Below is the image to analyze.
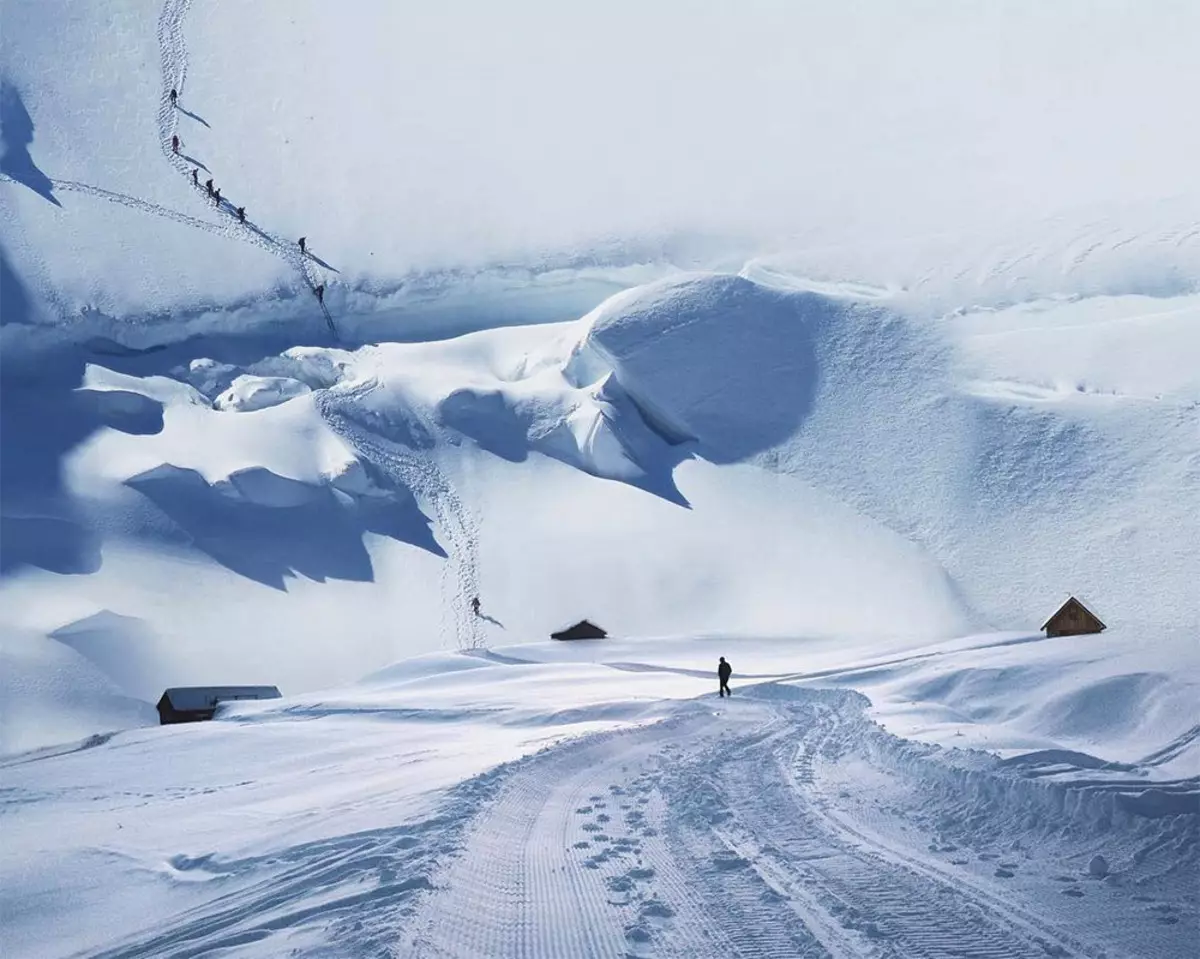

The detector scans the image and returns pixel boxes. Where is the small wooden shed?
[156,686,282,725]
[550,619,608,641]
[1041,597,1106,638]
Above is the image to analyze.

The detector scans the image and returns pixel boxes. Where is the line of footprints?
[571,773,676,948]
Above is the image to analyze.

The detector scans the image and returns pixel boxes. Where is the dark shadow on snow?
[477,613,505,629]
[125,463,444,591]
[180,153,211,173]
[305,251,341,274]
[176,105,211,128]
[0,243,34,327]
[0,82,61,206]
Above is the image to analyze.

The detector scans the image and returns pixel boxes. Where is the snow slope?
[2,2,1199,954]
[1,638,1195,958]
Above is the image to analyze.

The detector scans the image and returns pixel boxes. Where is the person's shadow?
[478,612,505,629]
[0,82,60,206]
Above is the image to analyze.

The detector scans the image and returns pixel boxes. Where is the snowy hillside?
[2,1,1198,956]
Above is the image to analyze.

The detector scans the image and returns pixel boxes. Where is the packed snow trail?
[398,687,1196,959]
[315,381,484,650]
[156,0,336,335]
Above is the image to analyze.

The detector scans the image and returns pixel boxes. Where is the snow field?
[4,643,1192,957]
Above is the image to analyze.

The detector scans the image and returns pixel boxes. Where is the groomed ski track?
[392,684,1195,959]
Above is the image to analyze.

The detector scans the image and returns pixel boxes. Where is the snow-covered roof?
[158,686,281,711]
[1040,596,1106,631]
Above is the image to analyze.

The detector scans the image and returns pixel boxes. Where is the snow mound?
[566,275,829,461]
[0,627,156,755]
[214,374,312,412]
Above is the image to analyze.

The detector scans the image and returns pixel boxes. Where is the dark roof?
[157,686,281,711]
[1040,596,1106,631]
[551,619,608,641]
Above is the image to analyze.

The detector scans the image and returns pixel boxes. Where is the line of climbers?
[168,88,327,308]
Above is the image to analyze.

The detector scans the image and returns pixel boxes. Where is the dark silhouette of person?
[191,168,198,186]
[213,187,221,206]
[236,206,245,223]
[471,596,481,616]
[171,134,179,154]
[205,177,213,196]
[298,236,306,254]
[169,88,177,106]
[314,283,325,303]
[718,657,732,697]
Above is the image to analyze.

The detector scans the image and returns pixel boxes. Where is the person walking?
[298,236,307,254]
[471,596,481,617]
[314,283,325,304]
[171,134,179,154]
[191,168,198,186]
[213,187,221,206]
[718,656,732,697]
[236,206,245,223]
[205,178,213,197]
[169,88,178,107]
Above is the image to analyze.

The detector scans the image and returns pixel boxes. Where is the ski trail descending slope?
[400,688,1196,959]
[315,381,483,650]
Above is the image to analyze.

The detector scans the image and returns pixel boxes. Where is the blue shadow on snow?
[0,82,61,206]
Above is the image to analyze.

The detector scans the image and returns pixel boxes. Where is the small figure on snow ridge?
[236,206,245,223]
[314,283,325,304]
[213,187,221,206]
[471,596,481,617]
[169,88,178,107]
[171,134,179,154]
[718,656,732,697]
[205,177,213,197]
[298,236,307,254]
[191,168,198,186]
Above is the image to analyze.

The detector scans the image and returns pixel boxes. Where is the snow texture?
[1,1,1198,955]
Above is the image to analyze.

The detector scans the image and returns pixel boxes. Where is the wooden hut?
[550,619,608,641]
[1041,597,1106,638]
[156,686,281,724]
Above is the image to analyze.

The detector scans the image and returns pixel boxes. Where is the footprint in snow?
[1062,888,1085,897]
[994,868,1016,878]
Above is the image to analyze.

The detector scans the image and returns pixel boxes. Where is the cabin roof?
[158,686,282,711]
[1040,596,1106,631]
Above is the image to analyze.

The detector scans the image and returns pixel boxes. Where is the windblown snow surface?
[2,2,1199,957]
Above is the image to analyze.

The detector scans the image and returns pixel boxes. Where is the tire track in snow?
[397,690,1148,959]
[398,715,744,958]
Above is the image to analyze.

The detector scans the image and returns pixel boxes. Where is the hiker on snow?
[718,657,732,698]
[213,187,221,206]
[171,134,179,154]
[191,168,198,186]
[298,237,307,254]
[236,206,245,223]
[314,283,325,304]
[205,177,213,196]
[471,597,481,617]
[169,88,177,106]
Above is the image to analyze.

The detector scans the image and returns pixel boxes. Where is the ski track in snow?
[391,690,1196,959]
[315,381,483,651]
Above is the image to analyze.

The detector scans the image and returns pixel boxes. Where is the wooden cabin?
[1041,597,1106,638]
[156,686,281,725]
[550,619,608,641]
